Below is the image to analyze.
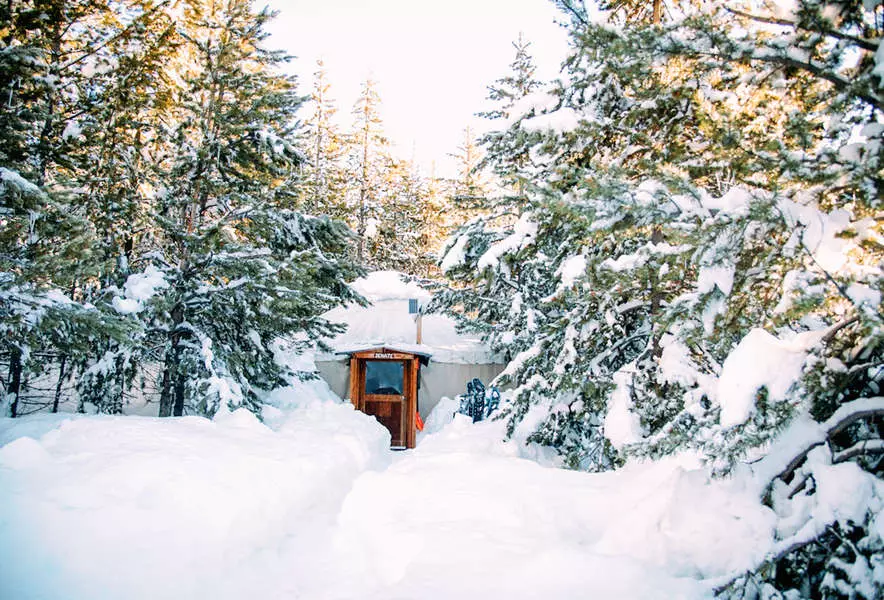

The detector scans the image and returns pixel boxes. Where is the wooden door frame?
[348,348,420,449]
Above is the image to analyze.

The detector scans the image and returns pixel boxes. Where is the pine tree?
[339,77,439,274]
[448,126,489,217]
[366,157,437,275]
[299,59,349,219]
[423,163,452,269]
[436,0,882,474]
[349,78,389,264]
[2,0,364,418]
[0,0,139,416]
[437,1,882,588]
[133,0,362,418]
[477,32,541,199]
[63,2,184,414]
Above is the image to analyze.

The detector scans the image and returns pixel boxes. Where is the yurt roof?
[318,271,500,365]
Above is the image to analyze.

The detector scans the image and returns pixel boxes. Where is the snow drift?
[1,394,783,600]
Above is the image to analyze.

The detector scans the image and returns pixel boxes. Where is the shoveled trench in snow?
[0,379,781,600]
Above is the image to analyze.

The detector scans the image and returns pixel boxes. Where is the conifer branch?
[552,0,590,27]
[766,397,884,493]
[59,0,174,74]
[723,6,878,53]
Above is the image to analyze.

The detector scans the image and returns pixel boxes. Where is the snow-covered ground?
[0,378,783,600]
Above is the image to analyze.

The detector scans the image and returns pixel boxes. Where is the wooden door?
[361,358,408,448]
[364,393,407,447]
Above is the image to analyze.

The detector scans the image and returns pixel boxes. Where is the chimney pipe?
[408,298,423,344]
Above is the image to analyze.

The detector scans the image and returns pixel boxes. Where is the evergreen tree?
[448,126,489,217]
[477,32,541,199]
[2,0,364,418]
[436,0,882,475]
[423,163,452,269]
[0,0,139,416]
[138,0,361,418]
[339,77,439,274]
[65,2,183,414]
[437,0,882,590]
[365,157,436,275]
[299,59,349,219]
[349,78,389,264]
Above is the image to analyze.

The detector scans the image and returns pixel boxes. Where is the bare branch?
[833,439,884,463]
[767,397,884,489]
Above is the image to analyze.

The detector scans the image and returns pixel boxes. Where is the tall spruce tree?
[131,0,362,417]
[477,33,541,199]
[349,78,388,264]
[0,0,140,416]
[437,0,882,472]
[446,126,490,222]
[3,0,365,418]
[299,59,349,219]
[366,157,437,275]
[67,2,183,414]
[439,0,882,592]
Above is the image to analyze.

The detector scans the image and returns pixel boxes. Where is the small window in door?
[365,361,404,395]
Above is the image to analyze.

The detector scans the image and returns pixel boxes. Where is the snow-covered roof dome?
[318,271,500,365]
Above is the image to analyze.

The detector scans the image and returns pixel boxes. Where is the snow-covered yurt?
[316,272,504,442]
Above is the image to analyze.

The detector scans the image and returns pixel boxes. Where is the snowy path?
[0,399,775,600]
[332,418,772,599]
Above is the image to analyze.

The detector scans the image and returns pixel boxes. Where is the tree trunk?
[6,347,22,418]
[51,354,67,413]
[172,365,185,417]
[161,302,187,417]
[158,362,173,417]
[652,0,663,24]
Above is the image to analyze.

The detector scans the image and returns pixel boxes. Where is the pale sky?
[263,0,570,178]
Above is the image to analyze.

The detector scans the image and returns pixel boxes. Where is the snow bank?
[0,393,390,600]
[111,266,168,314]
[419,395,460,436]
[320,271,500,364]
[8,387,851,599]
[351,270,431,302]
[266,340,341,410]
[336,420,774,599]
[0,413,85,448]
[718,328,821,427]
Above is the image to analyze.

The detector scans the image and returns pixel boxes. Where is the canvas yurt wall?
[315,272,505,417]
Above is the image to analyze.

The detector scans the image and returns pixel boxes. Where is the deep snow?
[0,381,785,600]
[318,271,499,364]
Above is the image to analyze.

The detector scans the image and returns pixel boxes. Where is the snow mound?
[718,328,821,427]
[336,441,774,599]
[419,395,460,435]
[8,392,851,600]
[350,270,431,302]
[0,394,390,600]
[321,271,500,364]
